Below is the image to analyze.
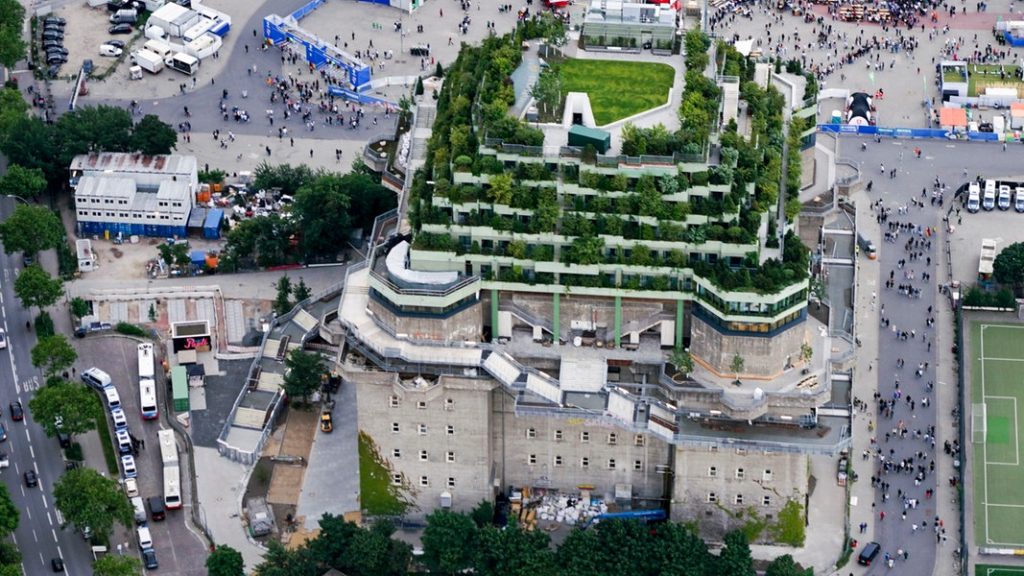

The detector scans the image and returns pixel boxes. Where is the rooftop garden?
[555,59,675,125]
[405,29,810,296]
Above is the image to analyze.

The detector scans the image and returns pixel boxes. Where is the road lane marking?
[46,512,52,526]
[24,506,30,520]
[31,529,37,543]
[51,528,56,542]
[41,494,47,510]
[28,445,33,459]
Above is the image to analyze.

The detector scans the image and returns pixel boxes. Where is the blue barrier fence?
[819,124,1002,142]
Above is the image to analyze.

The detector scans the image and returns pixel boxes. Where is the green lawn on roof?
[559,59,675,126]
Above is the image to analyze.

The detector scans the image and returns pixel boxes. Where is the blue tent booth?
[203,208,224,239]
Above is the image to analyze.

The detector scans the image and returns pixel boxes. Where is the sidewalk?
[193,447,265,571]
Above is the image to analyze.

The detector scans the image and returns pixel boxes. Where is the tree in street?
[0,117,59,185]
[30,334,78,378]
[0,164,47,200]
[422,509,478,575]
[28,381,101,439]
[994,241,1024,290]
[293,277,311,303]
[206,544,245,576]
[92,555,142,576]
[129,114,177,155]
[0,204,64,256]
[765,554,812,576]
[0,0,27,68]
[0,485,19,537]
[0,542,21,576]
[54,468,133,544]
[272,275,292,317]
[0,88,28,149]
[13,265,64,311]
[282,349,324,402]
[220,214,295,271]
[70,296,91,320]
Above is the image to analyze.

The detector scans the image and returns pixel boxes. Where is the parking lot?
[35,3,143,81]
[74,336,208,576]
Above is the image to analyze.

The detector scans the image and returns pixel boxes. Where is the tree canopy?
[994,241,1024,288]
[0,204,64,256]
[30,334,78,378]
[28,380,101,438]
[13,265,64,310]
[0,164,47,200]
[92,555,142,576]
[206,545,246,576]
[283,349,325,401]
[53,468,133,543]
[0,485,19,538]
[130,114,178,156]
[0,0,27,68]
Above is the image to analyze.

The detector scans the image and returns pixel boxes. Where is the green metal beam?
[491,289,499,340]
[676,299,684,350]
[614,296,622,348]
[552,292,560,342]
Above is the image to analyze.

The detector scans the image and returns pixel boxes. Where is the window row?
[526,428,645,446]
[391,449,457,463]
[389,396,455,410]
[391,423,456,435]
[707,493,773,507]
[391,474,457,489]
[529,455,644,471]
[706,467,773,482]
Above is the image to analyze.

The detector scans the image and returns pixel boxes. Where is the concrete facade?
[348,370,498,515]
[689,314,807,378]
[671,447,808,540]
[368,297,483,343]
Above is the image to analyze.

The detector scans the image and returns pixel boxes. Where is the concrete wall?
[671,448,808,542]
[689,315,805,378]
[491,388,671,503]
[350,371,497,518]
[509,293,674,341]
[368,298,483,343]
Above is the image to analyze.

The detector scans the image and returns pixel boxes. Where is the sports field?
[971,322,1024,548]
[977,564,1024,576]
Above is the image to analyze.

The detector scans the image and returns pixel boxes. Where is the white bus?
[163,465,181,509]
[137,343,154,380]
[140,378,158,420]
[157,429,178,466]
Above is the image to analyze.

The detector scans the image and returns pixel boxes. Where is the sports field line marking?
[986,503,1024,508]
[981,357,1024,362]
[983,396,1020,466]
[987,569,1024,576]
[982,325,992,544]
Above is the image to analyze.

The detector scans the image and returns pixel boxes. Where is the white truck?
[131,49,164,74]
[164,52,199,76]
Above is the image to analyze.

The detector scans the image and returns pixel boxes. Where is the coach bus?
[139,379,158,420]
[137,343,154,380]
[163,465,181,509]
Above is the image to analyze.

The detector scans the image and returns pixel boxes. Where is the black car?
[45,55,67,66]
[24,469,38,488]
[45,47,68,57]
[857,542,881,566]
[46,64,61,78]
[42,42,64,52]
[43,16,66,25]
[0,424,7,442]
[50,557,64,572]
[141,549,158,569]
[43,24,65,33]
[9,402,23,422]
[108,24,133,34]
[104,39,125,49]
[41,31,64,41]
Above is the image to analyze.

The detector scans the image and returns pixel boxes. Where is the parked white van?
[81,367,111,391]
[983,179,997,211]
[967,182,981,213]
[104,387,121,411]
[1015,187,1024,213]
[999,184,1012,210]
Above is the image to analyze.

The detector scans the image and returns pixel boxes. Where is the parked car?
[999,184,1012,211]
[108,24,133,34]
[41,30,64,41]
[967,182,981,213]
[103,39,125,49]
[46,64,61,78]
[116,428,132,453]
[43,16,66,25]
[23,469,38,488]
[123,477,139,498]
[9,402,23,421]
[141,548,158,570]
[0,454,9,469]
[45,54,67,66]
[45,46,68,56]
[857,542,881,566]
[99,44,122,57]
[0,424,8,442]
[111,408,128,430]
[0,329,6,350]
[320,410,333,433]
[121,454,137,478]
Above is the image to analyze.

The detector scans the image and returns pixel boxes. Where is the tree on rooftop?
[730,352,745,384]
[487,173,514,206]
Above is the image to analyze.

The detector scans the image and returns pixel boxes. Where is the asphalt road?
[74,336,208,575]
[852,135,997,575]
[76,0,398,143]
[0,196,95,574]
